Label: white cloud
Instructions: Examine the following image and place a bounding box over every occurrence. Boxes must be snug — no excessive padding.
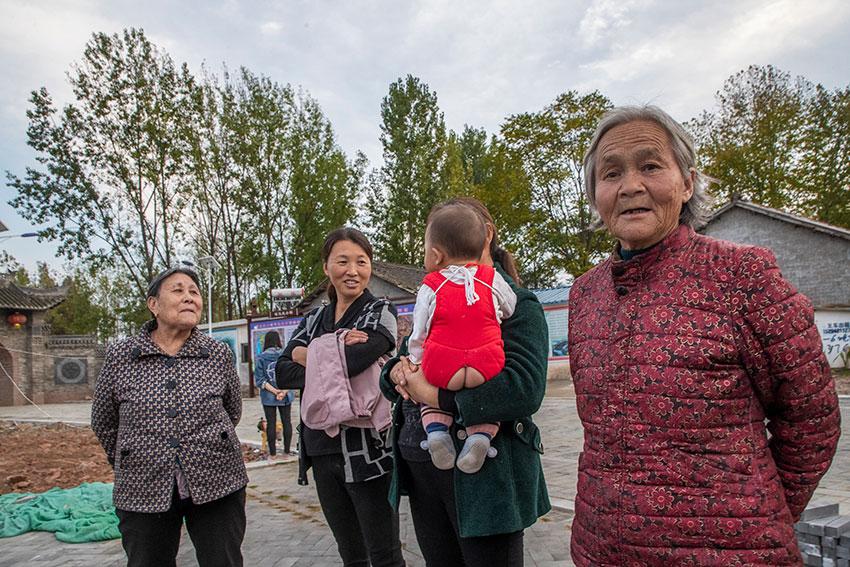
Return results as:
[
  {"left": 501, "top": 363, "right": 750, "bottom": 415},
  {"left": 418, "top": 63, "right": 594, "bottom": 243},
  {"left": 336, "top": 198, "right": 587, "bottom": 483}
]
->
[
  {"left": 260, "top": 20, "right": 282, "bottom": 36},
  {"left": 574, "top": 0, "right": 850, "bottom": 118},
  {"left": 578, "top": 0, "right": 654, "bottom": 48}
]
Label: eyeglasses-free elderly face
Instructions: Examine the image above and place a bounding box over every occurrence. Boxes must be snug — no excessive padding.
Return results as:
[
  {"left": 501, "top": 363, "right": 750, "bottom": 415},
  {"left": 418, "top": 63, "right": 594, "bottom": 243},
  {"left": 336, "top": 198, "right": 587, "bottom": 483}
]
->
[{"left": 146, "top": 266, "right": 201, "bottom": 299}]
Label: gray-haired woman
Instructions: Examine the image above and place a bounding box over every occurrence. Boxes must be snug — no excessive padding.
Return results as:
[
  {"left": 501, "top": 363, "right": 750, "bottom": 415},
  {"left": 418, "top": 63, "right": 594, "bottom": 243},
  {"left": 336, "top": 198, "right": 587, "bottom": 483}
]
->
[
  {"left": 568, "top": 105, "right": 839, "bottom": 565},
  {"left": 92, "top": 266, "right": 248, "bottom": 567}
]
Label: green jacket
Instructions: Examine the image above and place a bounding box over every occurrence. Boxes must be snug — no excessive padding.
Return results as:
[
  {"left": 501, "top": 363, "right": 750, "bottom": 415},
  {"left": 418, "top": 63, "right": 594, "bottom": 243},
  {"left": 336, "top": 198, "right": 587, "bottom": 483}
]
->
[{"left": 380, "top": 265, "right": 551, "bottom": 538}]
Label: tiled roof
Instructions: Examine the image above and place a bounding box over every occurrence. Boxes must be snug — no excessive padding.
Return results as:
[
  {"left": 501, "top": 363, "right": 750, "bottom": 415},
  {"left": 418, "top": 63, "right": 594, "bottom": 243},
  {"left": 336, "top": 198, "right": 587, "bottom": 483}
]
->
[
  {"left": 0, "top": 277, "right": 67, "bottom": 311},
  {"left": 532, "top": 286, "right": 571, "bottom": 306},
  {"left": 705, "top": 199, "right": 850, "bottom": 242},
  {"left": 371, "top": 261, "right": 427, "bottom": 294}
]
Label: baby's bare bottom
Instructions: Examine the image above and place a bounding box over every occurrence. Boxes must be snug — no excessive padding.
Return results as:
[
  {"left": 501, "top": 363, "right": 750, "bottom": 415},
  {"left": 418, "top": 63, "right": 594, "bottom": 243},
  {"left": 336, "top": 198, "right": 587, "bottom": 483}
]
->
[{"left": 445, "top": 367, "right": 487, "bottom": 391}]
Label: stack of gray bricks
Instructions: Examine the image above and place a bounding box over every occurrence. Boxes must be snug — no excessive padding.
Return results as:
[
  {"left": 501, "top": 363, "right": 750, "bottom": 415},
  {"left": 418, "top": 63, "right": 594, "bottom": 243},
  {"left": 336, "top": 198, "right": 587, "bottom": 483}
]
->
[{"left": 795, "top": 500, "right": 850, "bottom": 566}]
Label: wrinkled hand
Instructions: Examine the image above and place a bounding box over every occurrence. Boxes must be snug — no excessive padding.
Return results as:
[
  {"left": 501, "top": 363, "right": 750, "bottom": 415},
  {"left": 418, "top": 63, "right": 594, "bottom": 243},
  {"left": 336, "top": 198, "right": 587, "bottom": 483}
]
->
[{"left": 343, "top": 329, "right": 369, "bottom": 345}]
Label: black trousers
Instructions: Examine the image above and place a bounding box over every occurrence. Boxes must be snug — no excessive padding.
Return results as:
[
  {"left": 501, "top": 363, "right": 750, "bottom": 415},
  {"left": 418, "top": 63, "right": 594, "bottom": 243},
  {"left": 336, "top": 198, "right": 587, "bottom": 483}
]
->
[
  {"left": 116, "top": 486, "right": 246, "bottom": 567},
  {"left": 311, "top": 453, "right": 405, "bottom": 567},
  {"left": 264, "top": 403, "right": 293, "bottom": 455},
  {"left": 405, "top": 459, "right": 524, "bottom": 567}
]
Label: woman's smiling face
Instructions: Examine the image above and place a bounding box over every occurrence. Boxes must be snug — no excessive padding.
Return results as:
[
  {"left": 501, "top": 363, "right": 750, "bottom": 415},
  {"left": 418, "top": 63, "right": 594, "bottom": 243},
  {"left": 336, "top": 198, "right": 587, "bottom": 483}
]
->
[
  {"left": 323, "top": 239, "right": 372, "bottom": 303},
  {"left": 594, "top": 120, "right": 695, "bottom": 251}
]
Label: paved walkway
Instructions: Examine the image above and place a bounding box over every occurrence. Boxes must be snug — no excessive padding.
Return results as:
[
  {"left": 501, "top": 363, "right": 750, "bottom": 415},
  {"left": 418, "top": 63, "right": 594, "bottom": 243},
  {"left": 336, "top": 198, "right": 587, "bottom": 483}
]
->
[{"left": 1, "top": 388, "right": 849, "bottom": 566}]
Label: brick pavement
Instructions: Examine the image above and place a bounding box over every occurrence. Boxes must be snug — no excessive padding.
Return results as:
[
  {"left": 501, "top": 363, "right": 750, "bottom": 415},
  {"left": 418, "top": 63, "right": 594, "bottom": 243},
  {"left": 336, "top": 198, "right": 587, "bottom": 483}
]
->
[
  {"left": 1, "top": 390, "right": 848, "bottom": 565},
  {"left": 0, "top": 459, "right": 574, "bottom": 567}
]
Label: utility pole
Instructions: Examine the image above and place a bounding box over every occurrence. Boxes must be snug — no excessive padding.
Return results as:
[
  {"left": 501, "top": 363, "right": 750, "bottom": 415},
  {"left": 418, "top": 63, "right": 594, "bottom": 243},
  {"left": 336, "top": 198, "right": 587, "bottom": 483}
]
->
[{"left": 196, "top": 256, "right": 222, "bottom": 335}]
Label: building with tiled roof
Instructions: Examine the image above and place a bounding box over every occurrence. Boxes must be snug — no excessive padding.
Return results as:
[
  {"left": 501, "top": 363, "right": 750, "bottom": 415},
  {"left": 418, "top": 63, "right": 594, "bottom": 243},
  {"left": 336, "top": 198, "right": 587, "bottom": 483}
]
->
[{"left": 0, "top": 276, "right": 105, "bottom": 406}]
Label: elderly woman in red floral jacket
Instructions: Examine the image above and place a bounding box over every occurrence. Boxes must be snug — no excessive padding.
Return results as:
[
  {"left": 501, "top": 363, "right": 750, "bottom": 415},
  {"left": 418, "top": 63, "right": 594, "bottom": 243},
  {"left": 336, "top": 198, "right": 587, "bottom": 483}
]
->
[{"left": 568, "top": 105, "right": 841, "bottom": 566}]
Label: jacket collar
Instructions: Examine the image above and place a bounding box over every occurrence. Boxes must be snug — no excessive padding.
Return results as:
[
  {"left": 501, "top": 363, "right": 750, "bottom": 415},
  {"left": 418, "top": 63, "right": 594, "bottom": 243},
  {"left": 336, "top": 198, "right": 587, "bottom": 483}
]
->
[
  {"left": 322, "top": 289, "right": 376, "bottom": 330},
  {"left": 610, "top": 224, "right": 695, "bottom": 282},
  {"left": 131, "top": 320, "right": 211, "bottom": 359}
]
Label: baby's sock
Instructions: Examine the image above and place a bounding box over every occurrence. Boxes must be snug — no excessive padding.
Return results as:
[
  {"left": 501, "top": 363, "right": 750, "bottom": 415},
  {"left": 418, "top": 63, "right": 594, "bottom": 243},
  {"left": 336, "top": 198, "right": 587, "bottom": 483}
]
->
[
  {"left": 421, "top": 426, "right": 456, "bottom": 470},
  {"left": 457, "top": 433, "right": 495, "bottom": 474}
]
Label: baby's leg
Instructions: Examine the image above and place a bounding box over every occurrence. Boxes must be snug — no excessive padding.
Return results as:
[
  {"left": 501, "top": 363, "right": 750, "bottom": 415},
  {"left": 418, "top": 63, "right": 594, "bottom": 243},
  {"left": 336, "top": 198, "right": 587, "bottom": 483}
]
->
[
  {"left": 420, "top": 405, "right": 453, "bottom": 431},
  {"left": 420, "top": 405, "right": 456, "bottom": 470}
]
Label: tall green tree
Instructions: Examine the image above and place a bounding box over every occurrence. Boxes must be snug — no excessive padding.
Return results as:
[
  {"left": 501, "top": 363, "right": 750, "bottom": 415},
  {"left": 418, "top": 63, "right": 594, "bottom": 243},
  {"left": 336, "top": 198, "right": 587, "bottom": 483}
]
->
[
  {"left": 46, "top": 269, "right": 109, "bottom": 337},
  {"left": 689, "top": 65, "right": 810, "bottom": 210},
  {"left": 184, "top": 66, "right": 242, "bottom": 321},
  {"left": 6, "top": 28, "right": 192, "bottom": 297},
  {"left": 501, "top": 90, "right": 613, "bottom": 281},
  {"left": 690, "top": 65, "right": 850, "bottom": 228},
  {"left": 797, "top": 85, "right": 850, "bottom": 228},
  {"left": 368, "top": 75, "right": 453, "bottom": 264},
  {"left": 0, "top": 251, "right": 30, "bottom": 286},
  {"left": 285, "top": 94, "right": 363, "bottom": 289}
]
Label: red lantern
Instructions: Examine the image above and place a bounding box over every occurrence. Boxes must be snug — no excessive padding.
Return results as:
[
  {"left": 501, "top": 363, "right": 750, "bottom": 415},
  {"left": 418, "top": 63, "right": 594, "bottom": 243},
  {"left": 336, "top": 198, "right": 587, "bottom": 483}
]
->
[{"left": 7, "top": 312, "right": 27, "bottom": 329}]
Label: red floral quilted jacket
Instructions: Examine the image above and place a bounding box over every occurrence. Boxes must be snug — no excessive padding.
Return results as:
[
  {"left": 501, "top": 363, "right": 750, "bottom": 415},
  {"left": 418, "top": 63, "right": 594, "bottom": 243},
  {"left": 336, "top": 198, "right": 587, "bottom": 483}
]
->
[{"left": 568, "top": 224, "right": 840, "bottom": 566}]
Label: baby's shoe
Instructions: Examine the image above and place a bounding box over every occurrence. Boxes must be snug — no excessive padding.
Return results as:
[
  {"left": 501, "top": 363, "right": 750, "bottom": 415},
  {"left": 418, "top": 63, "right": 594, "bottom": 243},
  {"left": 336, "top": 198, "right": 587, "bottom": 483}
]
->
[
  {"left": 457, "top": 434, "right": 497, "bottom": 474},
  {"left": 421, "top": 430, "right": 456, "bottom": 470}
]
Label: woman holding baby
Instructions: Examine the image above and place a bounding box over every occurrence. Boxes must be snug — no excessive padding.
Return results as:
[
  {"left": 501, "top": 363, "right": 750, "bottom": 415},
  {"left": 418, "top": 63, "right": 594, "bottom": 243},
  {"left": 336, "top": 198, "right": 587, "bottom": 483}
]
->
[{"left": 381, "top": 197, "right": 551, "bottom": 567}]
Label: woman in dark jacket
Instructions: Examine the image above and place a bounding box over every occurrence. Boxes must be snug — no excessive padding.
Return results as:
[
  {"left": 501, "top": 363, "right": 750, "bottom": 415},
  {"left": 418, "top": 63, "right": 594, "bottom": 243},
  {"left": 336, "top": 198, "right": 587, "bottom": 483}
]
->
[
  {"left": 91, "top": 266, "right": 248, "bottom": 567},
  {"left": 275, "top": 227, "right": 404, "bottom": 567},
  {"left": 568, "top": 105, "right": 840, "bottom": 565},
  {"left": 382, "top": 198, "right": 551, "bottom": 567},
  {"left": 254, "top": 330, "right": 295, "bottom": 461}
]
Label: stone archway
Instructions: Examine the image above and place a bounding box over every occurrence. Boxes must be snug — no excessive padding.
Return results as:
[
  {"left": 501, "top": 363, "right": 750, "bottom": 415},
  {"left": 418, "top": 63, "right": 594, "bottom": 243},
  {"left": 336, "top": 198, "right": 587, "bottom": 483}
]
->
[{"left": 0, "top": 342, "right": 13, "bottom": 406}]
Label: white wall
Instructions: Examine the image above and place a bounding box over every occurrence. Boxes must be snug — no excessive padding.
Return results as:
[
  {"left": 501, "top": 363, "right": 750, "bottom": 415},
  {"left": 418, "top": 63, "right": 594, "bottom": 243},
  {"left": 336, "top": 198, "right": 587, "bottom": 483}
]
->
[{"left": 815, "top": 310, "right": 850, "bottom": 369}]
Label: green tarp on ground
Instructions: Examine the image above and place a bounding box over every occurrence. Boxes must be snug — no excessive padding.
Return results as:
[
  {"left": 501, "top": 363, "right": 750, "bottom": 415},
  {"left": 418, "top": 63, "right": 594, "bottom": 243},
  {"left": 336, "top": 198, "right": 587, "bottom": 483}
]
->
[{"left": 0, "top": 482, "right": 120, "bottom": 543}]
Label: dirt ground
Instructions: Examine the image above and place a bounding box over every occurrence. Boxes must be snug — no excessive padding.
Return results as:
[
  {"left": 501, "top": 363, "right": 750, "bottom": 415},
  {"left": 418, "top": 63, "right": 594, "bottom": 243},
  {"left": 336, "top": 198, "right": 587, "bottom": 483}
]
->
[{"left": 0, "top": 422, "right": 268, "bottom": 496}]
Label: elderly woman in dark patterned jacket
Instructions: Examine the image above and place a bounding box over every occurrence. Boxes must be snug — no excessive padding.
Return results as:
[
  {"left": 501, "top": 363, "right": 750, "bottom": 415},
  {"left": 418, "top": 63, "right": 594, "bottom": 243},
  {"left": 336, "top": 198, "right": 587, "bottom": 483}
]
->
[
  {"left": 568, "top": 105, "right": 841, "bottom": 566},
  {"left": 91, "top": 266, "right": 248, "bottom": 567}
]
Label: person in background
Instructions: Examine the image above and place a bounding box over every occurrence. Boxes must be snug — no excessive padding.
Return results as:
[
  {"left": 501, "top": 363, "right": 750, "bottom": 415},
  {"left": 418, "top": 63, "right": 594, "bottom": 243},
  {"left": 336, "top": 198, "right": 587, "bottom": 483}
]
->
[
  {"left": 92, "top": 266, "right": 247, "bottom": 567},
  {"left": 568, "top": 105, "right": 841, "bottom": 565},
  {"left": 276, "top": 227, "right": 404, "bottom": 567},
  {"left": 254, "top": 330, "right": 295, "bottom": 462}
]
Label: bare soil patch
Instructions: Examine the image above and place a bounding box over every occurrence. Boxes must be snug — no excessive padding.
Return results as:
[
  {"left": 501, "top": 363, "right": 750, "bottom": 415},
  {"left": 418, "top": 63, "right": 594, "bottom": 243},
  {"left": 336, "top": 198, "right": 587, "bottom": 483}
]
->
[{"left": 0, "top": 422, "right": 268, "bottom": 495}]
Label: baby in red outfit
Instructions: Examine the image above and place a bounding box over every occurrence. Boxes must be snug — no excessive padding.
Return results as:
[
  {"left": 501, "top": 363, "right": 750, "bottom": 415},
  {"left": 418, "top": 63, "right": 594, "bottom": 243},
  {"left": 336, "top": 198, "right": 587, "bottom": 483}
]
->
[{"left": 408, "top": 204, "right": 516, "bottom": 473}]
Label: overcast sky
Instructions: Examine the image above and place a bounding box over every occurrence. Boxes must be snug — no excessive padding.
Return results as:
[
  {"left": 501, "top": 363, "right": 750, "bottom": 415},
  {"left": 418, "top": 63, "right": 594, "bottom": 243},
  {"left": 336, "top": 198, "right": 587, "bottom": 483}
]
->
[{"left": 1, "top": 0, "right": 848, "bottom": 272}]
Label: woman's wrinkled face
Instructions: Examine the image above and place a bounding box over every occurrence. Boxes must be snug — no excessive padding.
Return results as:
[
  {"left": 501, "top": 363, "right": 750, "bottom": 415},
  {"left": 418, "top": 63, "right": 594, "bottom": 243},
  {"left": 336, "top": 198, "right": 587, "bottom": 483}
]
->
[
  {"left": 594, "top": 120, "right": 695, "bottom": 251},
  {"left": 323, "top": 239, "right": 371, "bottom": 303},
  {"left": 147, "top": 273, "right": 202, "bottom": 331}
]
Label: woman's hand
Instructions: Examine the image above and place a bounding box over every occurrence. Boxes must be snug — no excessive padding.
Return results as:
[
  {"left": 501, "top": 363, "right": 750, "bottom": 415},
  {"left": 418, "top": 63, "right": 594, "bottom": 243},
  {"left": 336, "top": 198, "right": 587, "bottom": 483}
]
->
[
  {"left": 343, "top": 329, "right": 369, "bottom": 345},
  {"left": 389, "top": 356, "right": 414, "bottom": 400},
  {"left": 390, "top": 356, "right": 439, "bottom": 407},
  {"left": 275, "top": 390, "right": 289, "bottom": 401},
  {"left": 292, "top": 346, "right": 308, "bottom": 367}
]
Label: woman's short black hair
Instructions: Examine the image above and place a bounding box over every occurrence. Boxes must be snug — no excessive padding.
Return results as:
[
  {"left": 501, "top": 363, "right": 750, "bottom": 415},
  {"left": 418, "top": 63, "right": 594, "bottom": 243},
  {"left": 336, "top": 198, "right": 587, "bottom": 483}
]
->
[
  {"left": 146, "top": 266, "right": 201, "bottom": 299},
  {"left": 263, "top": 330, "right": 282, "bottom": 350}
]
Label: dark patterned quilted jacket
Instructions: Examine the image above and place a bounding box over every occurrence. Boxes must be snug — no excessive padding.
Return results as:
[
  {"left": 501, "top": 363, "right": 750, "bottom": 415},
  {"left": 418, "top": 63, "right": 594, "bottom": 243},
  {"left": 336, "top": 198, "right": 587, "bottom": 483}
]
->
[
  {"left": 92, "top": 322, "right": 248, "bottom": 512},
  {"left": 568, "top": 224, "right": 840, "bottom": 566}
]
